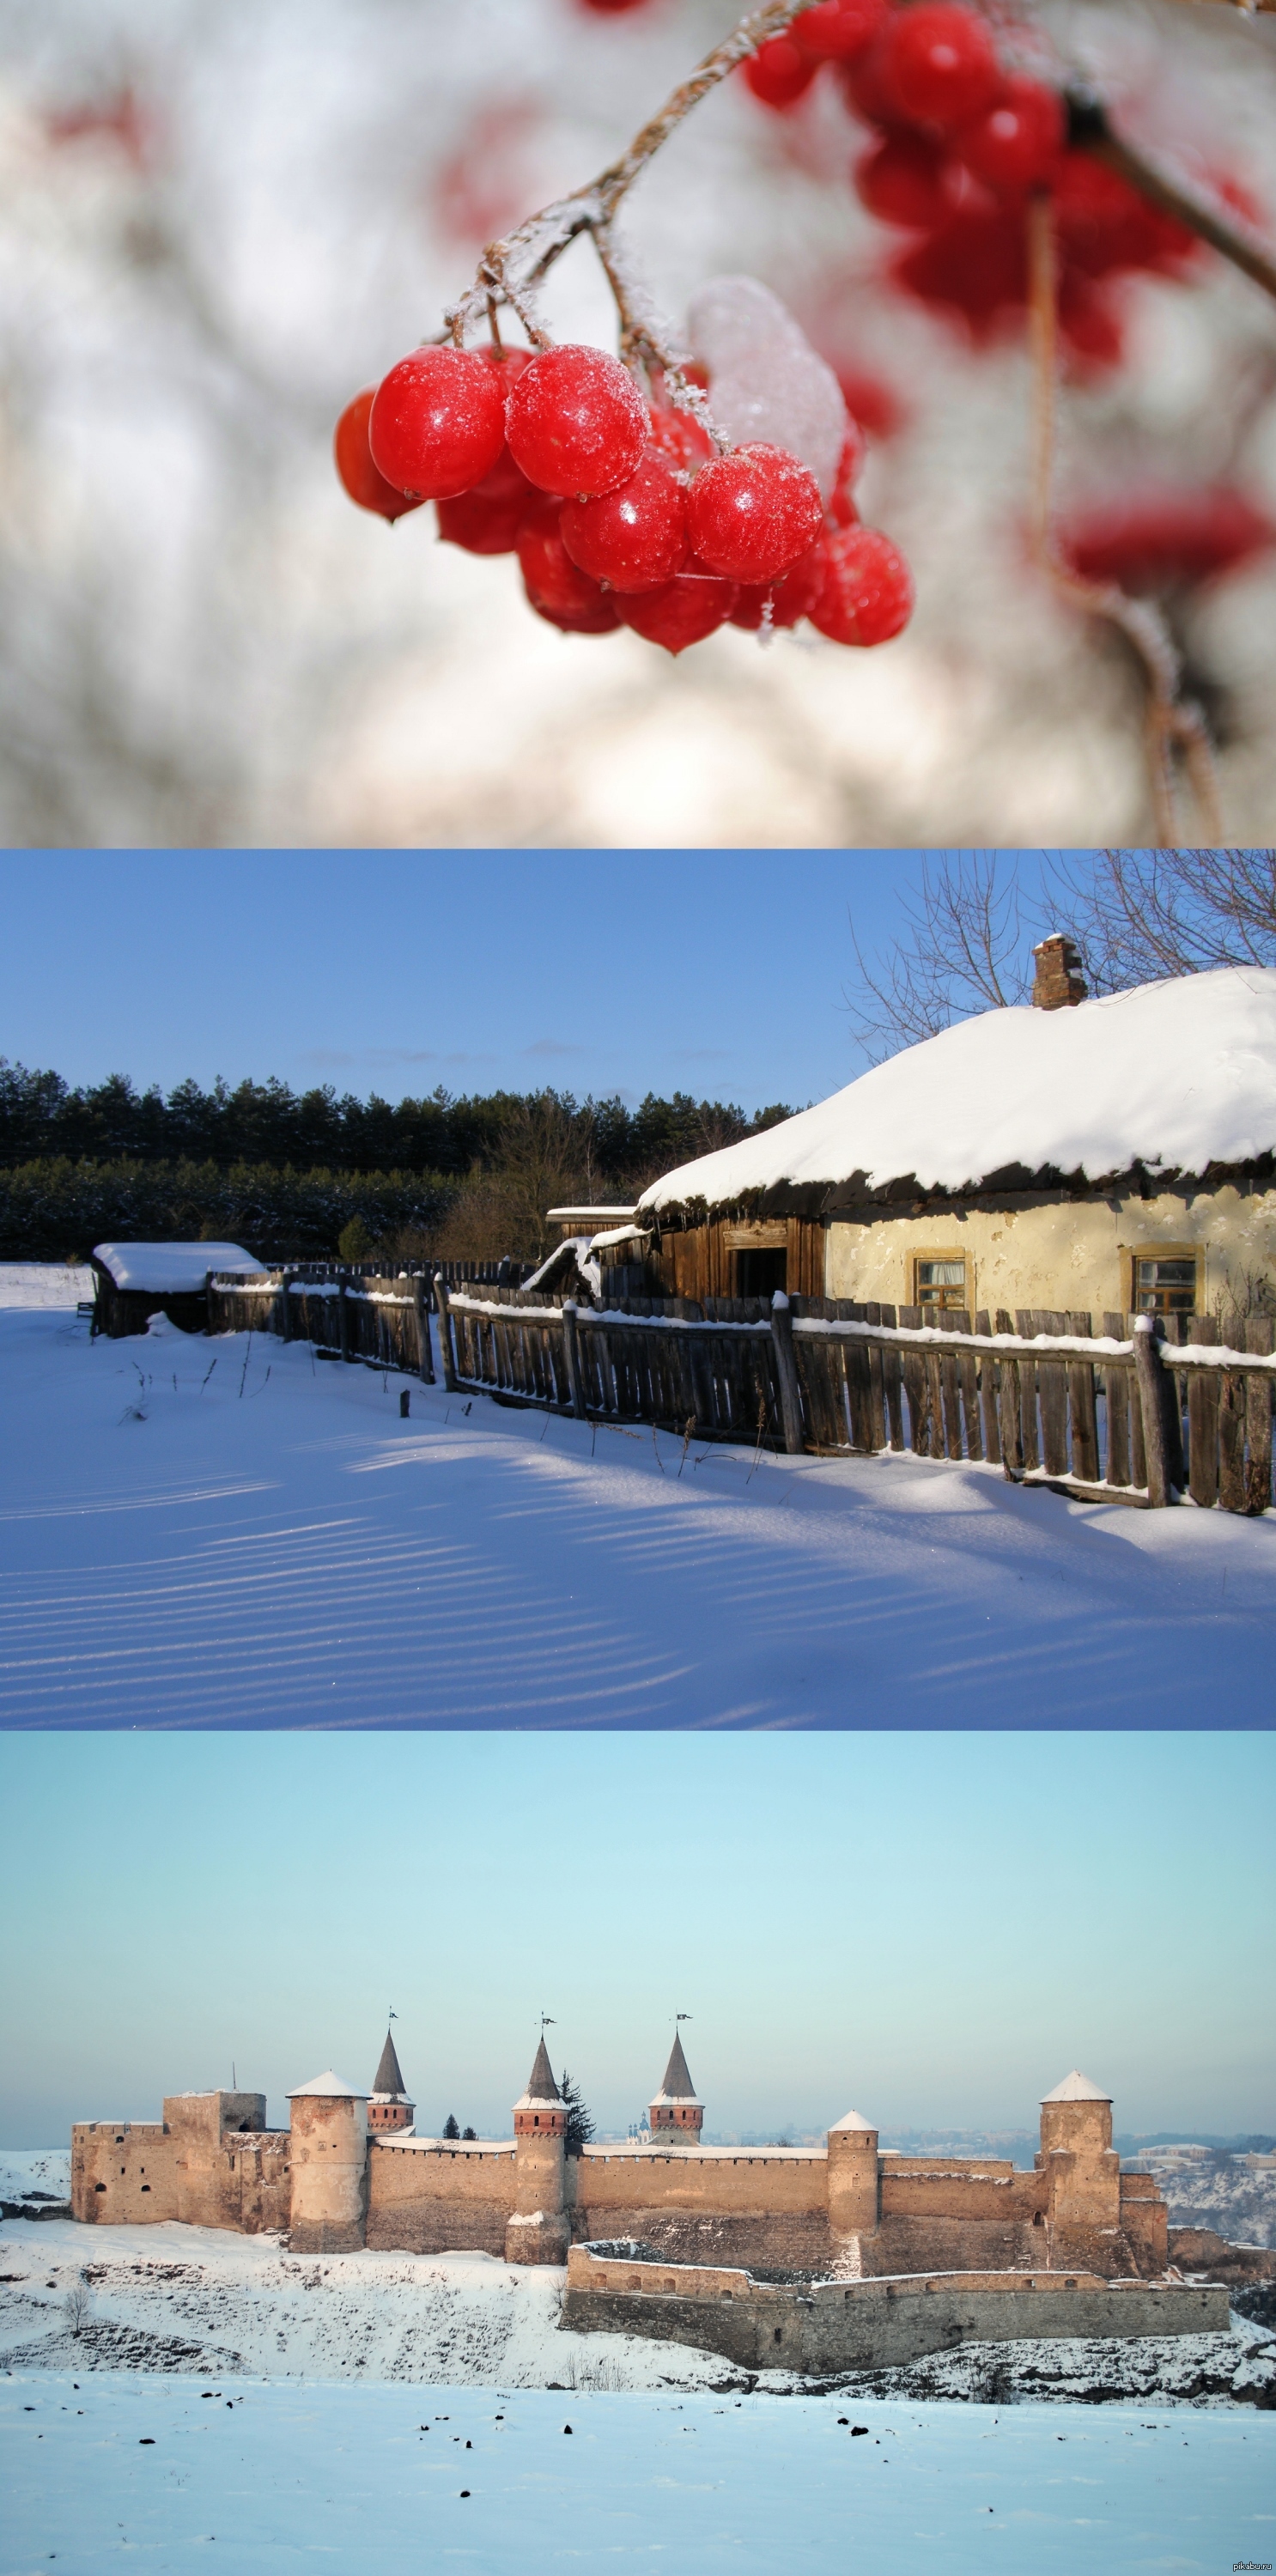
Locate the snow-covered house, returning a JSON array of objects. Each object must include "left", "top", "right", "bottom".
[
  {"left": 89, "top": 1240, "right": 265, "bottom": 1337},
  {"left": 637, "top": 959, "right": 1276, "bottom": 1326}
]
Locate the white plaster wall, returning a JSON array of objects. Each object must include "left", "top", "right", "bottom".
[{"left": 823, "top": 1185, "right": 1276, "bottom": 1322}]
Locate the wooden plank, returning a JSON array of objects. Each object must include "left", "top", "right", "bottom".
[
  {"left": 1245, "top": 1315, "right": 1273, "bottom": 1514},
  {"left": 337, "top": 1279, "right": 351, "bottom": 1364},
  {"left": 1064, "top": 1310, "right": 1099, "bottom": 1485},
  {"left": 1037, "top": 1309, "right": 1070, "bottom": 1478},
  {"left": 770, "top": 1301, "right": 805, "bottom": 1453},
  {"left": 951, "top": 1309, "right": 982, "bottom": 1461},
  {"left": 864, "top": 1305, "right": 887, "bottom": 1453},
  {"left": 897, "top": 1305, "right": 927, "bottom": 1455},
  {"left": 1132, "top": 1321, "right": 1170, "bottom": 1507},
  {"left": 1187, "top": 1313, "right": 1220, "bottom": 1508},
  {"left": 879, "top": 1305, "right": 905, "bottom": 1450},
  {"left": 973, "top": 1309, "right": 1000, "bottom": 1465},
  {"left": 1101, "top": 1311, "right": 1129, "bottom": 1488},
  {"left": 433, "top": 1273, "right": 458, "bottom": 1393},
  {"left": 995, "top": 1309, "right": 1022, "bottom": 1473},
  {"left": 1014, "top": 1309, "right": 1041, "bottom": 1473},
  {"left": 845, "top": 1329, "right": 874, "bottom": 1452}
]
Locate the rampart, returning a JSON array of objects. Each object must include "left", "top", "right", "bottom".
[
  {"left": 367, "top": 2138, "right": 519, "bottom": 2256},
  {"left": 561, "top": 2245, "right": 1230, "bottom": 2374},
  {"left": 71, "top": 2093, "right": 290, "bottom": 2233}
]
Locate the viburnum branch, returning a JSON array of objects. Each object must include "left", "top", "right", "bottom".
[
  {"left": 1066, "top": 91, "right": 1276, "bottom": 303},
  {"left": 1025, "top": 191, "right": 1222, "bottom": 845},
  {"left": 442, "top": 0, "right": 809, "bottom": 378}
]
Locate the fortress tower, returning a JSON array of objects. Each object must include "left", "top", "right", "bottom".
[
  {"left": 368, "top": 2030, "right": 415, "bottom": 2136},
  {"left": 505, "top": 2038, "right": 568, "bottom": 2265},
  {"left": 287, "top": 2071, "right": 369, "bottom": 2253},
  {"left": 826, "top": 2107, "right": 880, "bottom": 2244},
  {"left": 1036, "top": 2069, "right": 1121, "bottom": 2263},
  {"left": 649, "top": 2033, "right": 703, "bottom": 2143}
]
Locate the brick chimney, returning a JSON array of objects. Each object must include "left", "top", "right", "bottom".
[{"left": 1031, "top": 936, "right": 1087, "bottom": 1011}]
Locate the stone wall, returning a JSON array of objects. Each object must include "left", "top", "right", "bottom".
[
  {"left": 366, "top": 2140, "right": 518, "bottom": 2257},
  {"left": 562, "top": 2249, "right": 1230, "bottom": 2374},
  {"left": 71, "top": 2093, "right": 289, "bottom": 2234}
]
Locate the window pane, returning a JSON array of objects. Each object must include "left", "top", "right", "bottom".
[{"left": 917, "top": 1261, "right": 964, "bottom": 1285}]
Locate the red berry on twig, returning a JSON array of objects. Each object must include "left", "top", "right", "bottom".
[
  {"left": 560, "top": 451, "right": 690, "bottom": 592},
  {"left": 368, "top": 347, "right": 508, "bottom": 500},
  {"left": 646, "top": 402, "right": 714, "bottom": 472},
  {"left": 517, "top": 497, "right": 622, "bottom": 629},
  {"left": 744, "top": 37, "right": 817, "bottom": 110},
  {"left": 855, "top": 131, "right": 953, "bottom": 228},
  {"left": 506, "top": 345, "right": 648, "bottom": 497},
  {"left": 955, "top": 76, "right": 1063, "bottom": 197},
  {"left": 686, "top": 443, "right": 824, "bottom": 585},
  {"left": 436, "top": 445, "right": 537, "bottom": 555},
  {"left": 729, "top": 538, "right": 828, "bottom": 629},
  {"left": 879, "top": 5, "right": 1002, "bottom": 132},
  {"left": 809, "top": 523, "right": 914, "bottom": 644},
  {"left": 333, "top": 390, "right": 426, "bottom": 521},
  {"left": 618, "top": 558, "right": 738, "bottom": 652},
  {"left": 792, "top": 0, "right": 887, "bottom": 64}
]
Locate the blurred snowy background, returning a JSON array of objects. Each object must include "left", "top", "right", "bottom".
[{"left": 1, "top": 0, "right": 1274, "bottom": 848}]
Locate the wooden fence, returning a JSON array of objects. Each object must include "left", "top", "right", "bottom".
[{"left": 206, "top": 1272, "right": 1275, "bottom": 1516}]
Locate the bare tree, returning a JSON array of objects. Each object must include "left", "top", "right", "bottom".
[
  {"left": 63, "top": 2275, "right": 91, "bottom": 2336},
  {"left": 844, "top": 854, "right": 1042, "bottom": 1062},
  {"left": 1048, "top": 850, "right": 1276, "bottom": 992}
]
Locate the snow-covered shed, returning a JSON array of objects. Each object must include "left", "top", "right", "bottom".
[
  {"left": 637, "top": 963, "right": 1276, "bottom": 1323},
  {"left": 89, "top": 1241, "right": 265, "bottom": 1337}
]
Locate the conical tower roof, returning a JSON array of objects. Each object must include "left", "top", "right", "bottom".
[
  {"left": 371, "top": 2029, "right": 411, "bottom": 2102},
  {"left": 515, "top": 2036, "right": 562, "bottom": 2110},
  {"left": 652, "top": 2032, "right": 702, "bottom": 2107}
]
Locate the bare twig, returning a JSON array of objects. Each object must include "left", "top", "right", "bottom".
[
  {"left": 1067, "top": 91, "right": 1276, "bottom": 306},
  {"left": 1024, "top": 192, "right": 1223, "bottom": 843}
]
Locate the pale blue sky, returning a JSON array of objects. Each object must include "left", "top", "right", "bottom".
[
  {"left": 0, "top": 851, "right": 1064, "bottom": 1109},
  {"left": 3, "top": 1730, "right": 1272, "bottom": 2147}
]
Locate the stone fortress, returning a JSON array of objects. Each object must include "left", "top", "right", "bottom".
[{"left": 70, "top": 2032, "right": 1234, "bottom": 2370}]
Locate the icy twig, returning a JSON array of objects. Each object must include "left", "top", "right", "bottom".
[{"left": 1025, "top": 191, "right": 1223, "bottom": 844}]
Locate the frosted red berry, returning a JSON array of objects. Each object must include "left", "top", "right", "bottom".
[
  {"left": 618, "top": 558, "right": 738, "bottom": 653},
  {"left": 505, "top": 344, "right": 647, "bottom": 498},
  {"left": 529, "top": 588, "right": 623, "bottom": 635},
  {"left": 729, "top": 538, "right": 829, "bottom": 630},
  {"left": 435, "top": 444, "right": 537, "bottom": 555},
  {"left": 955, "top": 76, "right": 1063, "bottom": 196},
  {"left": 879, "top": 5, "right": 1002, "bottom": 132},
  {"left": 793, "top": 0, "right": 887, "bottom": 62},
  {"left": 646, "top": 401, "right": 714, "bottom": 473},
  {"left": 368, "top": 346, "right": 507, "bottom": 500},
  {"left": 809, "top": 524, "right": 914, "bottom": 644},
  {"left": 744, "top": 36, "right": 817, "bottom": 109},
  {"left": 839, "top": 36, "right": 916, "bottom": 131},
  {"left": 334, "top": 390, "right": 426, "bottom": 522},
  {"left": 686, "top": 443, "right": 824, "bottom": 586},
  {"left": 855, "top": 131, "right": 953, "bottom": 228},
  {"left": 559, "top": 451, "right": 690, "bottom": 592}
]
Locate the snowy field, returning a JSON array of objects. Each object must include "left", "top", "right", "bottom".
[
  {"left": 1, "top": 1273, "right": 1273, "bottom": 1727},
  {"left": 2, "top": 2209, "right": 1273, "bottom": 2409},
  {"left": 3, "top": 2369, "right": 1273, "bottom": 2576}
]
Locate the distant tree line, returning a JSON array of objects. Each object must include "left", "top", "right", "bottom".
[{"left": 0, "top": 1068, "right": 794, "bottom": 1261}]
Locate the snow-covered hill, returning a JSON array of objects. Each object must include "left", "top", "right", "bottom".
[{"left": 1, "top": 2218, "right": 1271, "bottom": 2410}]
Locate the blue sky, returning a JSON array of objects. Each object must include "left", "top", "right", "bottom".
[
  {"left": 0, "top": 851, "right": 1063, "bottom": 1110},
  {"left": 3, "top": 1730, "right": 1272, "bottom": 2147}
]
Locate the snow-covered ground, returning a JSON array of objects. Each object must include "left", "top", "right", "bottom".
[
  {"left": 3, "top": 2370, "right": 1273, "bottom": 2576},
  {"left": 2, "top": 2216, "right": 1273, "bottom": 2410},
  {"left": 1, "top": 1285, "right": 1273, "bottom": 1726}
]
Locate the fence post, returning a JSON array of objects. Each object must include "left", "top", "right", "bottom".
[
  {"left": 562, "top": 1302, "right": 587, "bottom": 1419},
  {"left": 434, "top": 1271, "right": 458, "bottom": 1393},
  {"left": 1133, "top": 1317, "right": 1170, "bottom": 1506},
  {"left": 337, "top": 1278, "right": 351, "bottom": 1364},
  {"left": 205, "top": 1269, "right": 216, "bottom": 1335},
  {"left": 769, "top": 1293, "right": 805, "bottom": 1455},
  {"left": 280, "top": 1271, "right": 293, "bottom": 1343},
  {"left": 413, "top": 1276, "right": 435, "bottom": 1384}
]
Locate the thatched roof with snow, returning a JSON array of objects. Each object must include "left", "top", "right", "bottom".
[{"left": 637, "top": 970, "right": 1276, "bottom": 1219}]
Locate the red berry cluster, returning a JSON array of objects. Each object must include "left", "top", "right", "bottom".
[
  {"left": 335, "top": 340, "right": 913, "bottom": 654},
  {"left": 746, "top": 1, "right": 1200, "bottom": 368}
]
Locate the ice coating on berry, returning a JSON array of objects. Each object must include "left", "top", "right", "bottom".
[
  {"left": 333, "top": 390, "right": 426, "bottom": 522},
  {"left": 506, "top": 345, "right": 647, "bottom": 498},
  {"left": 559, "top": 453, "right": 690, "bottom": 593},
  {"left": 809, "top": 523, "right": 914, "bottom": 645},
  {"left": 368, "top": 347, "right": 507, "bottom": 501},
  {"left": 686, "top": 442, "right": 824, "bottom": 586},
  {"left": 618, "top": 558, "right": 738, "bottom": 653},
  {"left": 687, "top": 277, "right": 847, "bottom": 501}
]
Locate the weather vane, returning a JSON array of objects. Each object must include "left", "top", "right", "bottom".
[
  {"left": 676, "top": 2013, "right": 692, "bottom": 2023},
  {"left": 541, "top": 2013, "right": 556, "bottom": 2030}
]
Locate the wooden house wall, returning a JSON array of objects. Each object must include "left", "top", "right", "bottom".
[{"left": 650, "top": 1218, "right": 825, "bottom": 1302}]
